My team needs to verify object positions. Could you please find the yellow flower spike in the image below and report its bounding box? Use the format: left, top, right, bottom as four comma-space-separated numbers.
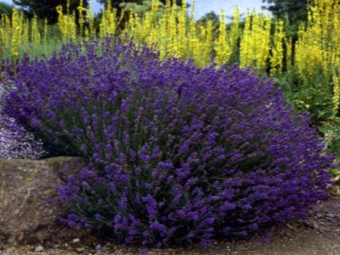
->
158, 17, 168, 60
240, 10, 271, 73
177, 0, 187, 58
167, 2, 178, 57
229, 6, 240, 48
11, 9, 21, 58
240, 10, 251, 68
67, 0, 70, 15
187, 0, 195, 60
78, 0, 85, 37
71, 11, 77, 41
32, 15, 41, 45
11, 26, 21, 57
1, 14, 9, 51
56, 5, 66, 42
22, 19, 29, 47
259, 15, 271, 71
214, 10, 232, 67
43, 18, 48, 45
333, 69, 340, 119
294, 0, 340, 93
270, 20, 284, 76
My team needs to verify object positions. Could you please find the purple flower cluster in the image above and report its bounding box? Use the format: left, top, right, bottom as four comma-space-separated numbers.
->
0, 73, 46, 159
1, 38, 334, 247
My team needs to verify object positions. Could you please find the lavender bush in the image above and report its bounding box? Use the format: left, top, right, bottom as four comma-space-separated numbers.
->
0, 73, 46, 159
1, 38, 334, 247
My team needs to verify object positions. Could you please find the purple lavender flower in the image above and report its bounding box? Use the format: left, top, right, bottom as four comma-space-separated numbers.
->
0, 73, 46, 159
3, 38, 333, 248
95, 213, 101, 221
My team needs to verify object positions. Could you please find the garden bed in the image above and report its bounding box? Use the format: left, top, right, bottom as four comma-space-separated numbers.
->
1, 195, 340, 255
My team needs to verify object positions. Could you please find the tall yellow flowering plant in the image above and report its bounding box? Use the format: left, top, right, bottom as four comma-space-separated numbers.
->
239, 10, 272, 73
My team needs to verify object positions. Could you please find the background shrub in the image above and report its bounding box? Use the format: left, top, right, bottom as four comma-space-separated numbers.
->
1, 38, 334, 247
0, 73, 46, 159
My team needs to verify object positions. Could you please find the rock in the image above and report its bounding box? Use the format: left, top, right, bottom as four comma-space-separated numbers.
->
73, 238, 80, 243
0, 157, 91, 248
34, 244, 44, 252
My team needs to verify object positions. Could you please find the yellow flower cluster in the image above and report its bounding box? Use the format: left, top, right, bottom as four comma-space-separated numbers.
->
270, 20, 284, 76
239, 10, 272, 72
213, 11, 232, 66
2, 0, 339, 90
99, 1, 123, 39
284, 37, 293, 71
10, 9, 21, 57
294, 0, 340, 115
122, 0, 212, 67
1, 0, 283, 70
0, 14, 10, 56
56, 3, 77, 42
333, 69, 340, 119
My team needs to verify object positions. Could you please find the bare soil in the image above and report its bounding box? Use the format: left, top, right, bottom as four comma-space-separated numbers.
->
1, 195, 340, 255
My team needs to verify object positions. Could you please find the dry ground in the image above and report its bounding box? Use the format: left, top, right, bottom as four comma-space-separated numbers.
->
1, 195, 340, 255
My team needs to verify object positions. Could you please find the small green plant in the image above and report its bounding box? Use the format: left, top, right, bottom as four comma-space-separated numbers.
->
274, 65, 334, 128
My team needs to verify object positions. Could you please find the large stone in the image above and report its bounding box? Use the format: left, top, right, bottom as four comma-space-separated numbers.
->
0, 157, 91, 248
